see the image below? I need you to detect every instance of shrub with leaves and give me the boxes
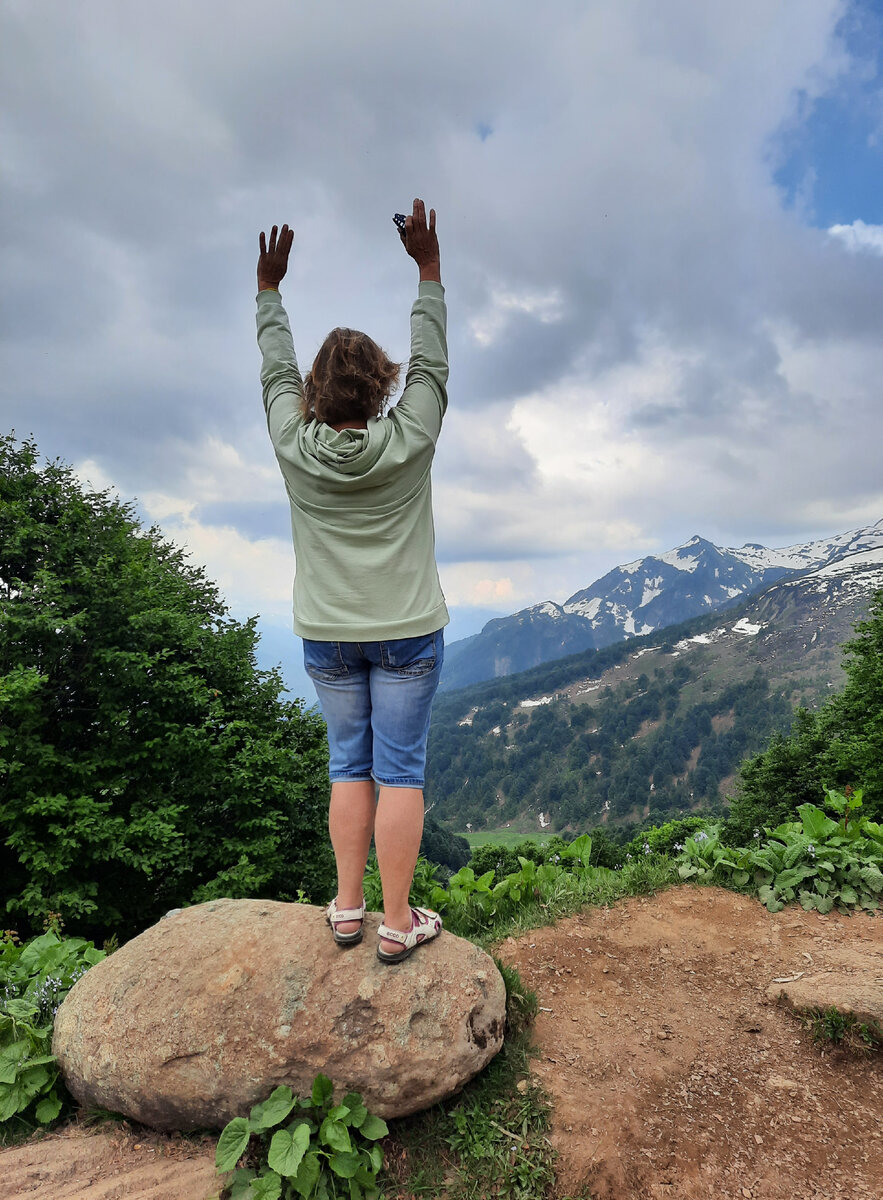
[214,1075,388,1200]
[676,789,883,913]
[0,929,105,1127]
[0,434,334,941]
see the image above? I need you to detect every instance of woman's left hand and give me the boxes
[258,224,294,292]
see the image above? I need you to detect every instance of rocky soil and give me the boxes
[4,884,882,1199]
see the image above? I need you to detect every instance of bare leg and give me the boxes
[328,779,376,934]
[374,785,424,956]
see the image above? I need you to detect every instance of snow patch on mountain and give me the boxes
[640,577,664,607]
[732,617,764,635]
[565,595,602,620]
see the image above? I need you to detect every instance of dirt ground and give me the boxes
[500,885,883,1200]
[3,884,882,1200]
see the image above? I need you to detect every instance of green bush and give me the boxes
[214,1076,387,1200]
[0,435,334,941]
[725,592,883,843]
[622,816,710,862]
[0,928,105,1129]
[677,789,883,914]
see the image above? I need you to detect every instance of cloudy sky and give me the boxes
[3,0,882,697]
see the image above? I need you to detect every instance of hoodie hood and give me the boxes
[304,417,391,476]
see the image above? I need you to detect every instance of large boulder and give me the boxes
[53,899,506,1131]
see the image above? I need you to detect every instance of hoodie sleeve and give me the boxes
[256,290,305,451]
[390,281,448,443]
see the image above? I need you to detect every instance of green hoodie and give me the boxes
[257,281,450,641]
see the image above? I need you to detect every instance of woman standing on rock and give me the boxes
[255,199,447,964]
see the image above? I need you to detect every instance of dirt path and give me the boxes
[2,1121,218,1199]
[499,885,883,1199]
[4,885,882,1199]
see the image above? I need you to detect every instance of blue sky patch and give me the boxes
[772,0,883,226]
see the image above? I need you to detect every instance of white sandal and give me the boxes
[376,906,442,964]
[325,896,366,946]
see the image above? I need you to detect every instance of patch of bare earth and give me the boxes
[2,1120,218,1200]
[499,885,883,1200]
[4,886,881,1200]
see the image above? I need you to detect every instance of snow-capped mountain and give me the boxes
[440,520,883,691]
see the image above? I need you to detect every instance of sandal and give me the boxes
[376,907,442,964]
[325,897,366,946]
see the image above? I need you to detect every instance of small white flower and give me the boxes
[673,842,684,852]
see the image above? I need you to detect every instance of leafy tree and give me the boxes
[0,436,334,940]
[725,593,883,843]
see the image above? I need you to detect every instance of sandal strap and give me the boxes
[327,898,365,923]
[377,907,441,947]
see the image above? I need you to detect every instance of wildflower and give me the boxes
[626,853,632,861]
[694,831,708,843]
[753,829,761,839]
[643,843,651,854]
[807,844,816,858]
[673,842,684,852]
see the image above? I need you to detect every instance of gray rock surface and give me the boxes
[53,899,506,1131]
[767,972,883,1032]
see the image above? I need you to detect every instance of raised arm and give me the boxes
[392,200,448,440]
[255,223,304,451]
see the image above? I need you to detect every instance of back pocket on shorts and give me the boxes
[380,632,439,676]
[303,640,350,682]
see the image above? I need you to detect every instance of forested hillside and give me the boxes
[426,562,881,835]
[426,660,790,831]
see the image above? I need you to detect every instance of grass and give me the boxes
[382,857,679,1199]
[381,968,559,1200]
[800,1005,883,1054]
[460,830,549,850]
[443,857,680,950]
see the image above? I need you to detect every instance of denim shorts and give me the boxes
[302,629,444,788]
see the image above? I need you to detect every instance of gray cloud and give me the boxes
[2,0,882,634]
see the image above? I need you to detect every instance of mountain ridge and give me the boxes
[441,519,883,691]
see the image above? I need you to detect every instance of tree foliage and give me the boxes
[725,592,883,843]
[0,435,334,940]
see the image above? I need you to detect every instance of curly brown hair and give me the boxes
[302,328,401,425]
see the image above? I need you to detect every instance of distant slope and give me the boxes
[426,548,883,835]
[440,521,883,691]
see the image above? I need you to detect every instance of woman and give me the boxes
[255,199,448,964]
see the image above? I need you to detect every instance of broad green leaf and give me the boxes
[228,1167,257,1200]
[35,1093,62,1123]
[3,998,38,1022]
[312,1074,334,1108]
[330,1150,361,1179]
[838,885,858,905]
[358,1114,389,1141]
[348,1179,364,1200]
[341,1093,367,1128]
[215,1117,251,1172]
[368,1144,384,1172]
[816,895,835,914]
[797,805,839,842]
[328,1104,352,1123]
[733,870,750,887]
[267,1122,311,1177]
[249,1171,283,1200]
[860,866,883,893]
[799,891,817,911]
[290,1150,321,1199]
[320,1116,352,1153]
[774,866,816,892]
[249,1085,295,1131]
[0,1082,30,1121]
